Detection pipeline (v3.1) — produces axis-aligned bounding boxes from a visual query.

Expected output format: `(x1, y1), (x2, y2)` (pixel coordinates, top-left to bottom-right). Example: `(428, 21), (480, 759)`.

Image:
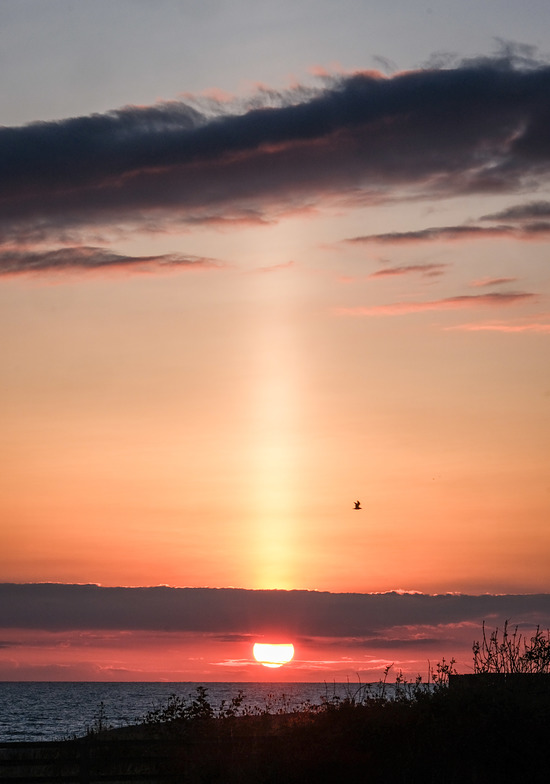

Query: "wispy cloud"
(347, 194), (550, 248)
(0, 246), (221, 276)
(369, 263), (448, 278)
(348, 225), (514, 244)
(337, 292), (534, 316)
(481, 200), (550, 221)
(251, 260), (295, 274)
(347, 222), (550, 244)
(469, 276), (519, 288)
(448, 319), (550, 333)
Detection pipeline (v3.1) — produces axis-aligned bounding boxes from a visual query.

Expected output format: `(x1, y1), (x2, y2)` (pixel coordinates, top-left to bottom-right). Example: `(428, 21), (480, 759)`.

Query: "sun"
(253, 642), (295, 668)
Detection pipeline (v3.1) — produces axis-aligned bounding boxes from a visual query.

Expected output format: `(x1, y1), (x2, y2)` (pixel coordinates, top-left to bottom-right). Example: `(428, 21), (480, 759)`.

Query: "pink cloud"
(192, 87), (236, 104)
(469, 276), (519, 288)
(337, 275), (356, 283)
(308, 64), (383, 79)
(336, 292), (534, 316)
(448, 319), (550, 333)
(369, 263), (448, 279)
(251, 260), (295, 274)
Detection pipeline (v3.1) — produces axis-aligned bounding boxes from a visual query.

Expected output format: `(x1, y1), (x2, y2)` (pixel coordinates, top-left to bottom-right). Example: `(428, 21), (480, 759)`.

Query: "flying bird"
(354, 500), (361, 510)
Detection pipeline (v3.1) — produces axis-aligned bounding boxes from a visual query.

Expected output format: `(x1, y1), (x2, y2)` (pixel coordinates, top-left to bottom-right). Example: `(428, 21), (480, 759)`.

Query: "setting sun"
(253, 643), (295, 668)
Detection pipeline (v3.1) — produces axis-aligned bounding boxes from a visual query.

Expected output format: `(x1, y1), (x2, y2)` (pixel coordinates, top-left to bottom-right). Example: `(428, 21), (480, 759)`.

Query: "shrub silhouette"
(473, 620), (550, 674)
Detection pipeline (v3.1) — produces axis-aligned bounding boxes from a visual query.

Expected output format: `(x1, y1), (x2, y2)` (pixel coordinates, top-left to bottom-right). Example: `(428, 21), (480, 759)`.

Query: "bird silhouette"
(354, 500), (361, 510)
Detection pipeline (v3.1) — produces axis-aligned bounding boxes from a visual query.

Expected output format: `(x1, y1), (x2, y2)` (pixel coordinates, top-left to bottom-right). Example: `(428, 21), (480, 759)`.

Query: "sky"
(1, 0), (550, 681)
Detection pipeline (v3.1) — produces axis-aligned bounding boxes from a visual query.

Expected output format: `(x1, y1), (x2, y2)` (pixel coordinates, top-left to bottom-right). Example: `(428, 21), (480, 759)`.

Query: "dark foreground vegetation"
(2, 623), (550, 783)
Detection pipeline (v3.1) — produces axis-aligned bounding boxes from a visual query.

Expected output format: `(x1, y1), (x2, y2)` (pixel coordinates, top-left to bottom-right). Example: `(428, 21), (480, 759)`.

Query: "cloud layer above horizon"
(2, 584), (549, 638)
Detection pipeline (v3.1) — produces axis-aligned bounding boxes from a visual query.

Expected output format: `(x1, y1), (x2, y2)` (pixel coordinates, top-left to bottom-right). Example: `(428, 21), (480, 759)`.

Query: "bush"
(473, 620), (550, 674)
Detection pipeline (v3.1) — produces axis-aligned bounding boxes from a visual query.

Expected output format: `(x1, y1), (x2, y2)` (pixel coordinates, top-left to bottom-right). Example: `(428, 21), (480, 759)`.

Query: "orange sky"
(2, 227), (549, 595)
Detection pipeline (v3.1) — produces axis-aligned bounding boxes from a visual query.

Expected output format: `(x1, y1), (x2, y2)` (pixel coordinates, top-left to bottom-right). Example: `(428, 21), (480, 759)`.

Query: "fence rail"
(0, 737), (207, 783)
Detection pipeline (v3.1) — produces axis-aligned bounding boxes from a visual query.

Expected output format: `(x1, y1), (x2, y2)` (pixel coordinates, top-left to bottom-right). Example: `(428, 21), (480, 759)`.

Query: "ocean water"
(0, 682), (356, 742)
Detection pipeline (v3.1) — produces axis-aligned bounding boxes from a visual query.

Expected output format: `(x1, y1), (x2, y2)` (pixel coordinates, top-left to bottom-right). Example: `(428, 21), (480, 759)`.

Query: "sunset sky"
(1, 0), (550, 682)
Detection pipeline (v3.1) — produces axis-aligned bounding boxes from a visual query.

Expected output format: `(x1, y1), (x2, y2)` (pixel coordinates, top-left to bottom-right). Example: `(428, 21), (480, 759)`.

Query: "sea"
(0, 682), (360, 743)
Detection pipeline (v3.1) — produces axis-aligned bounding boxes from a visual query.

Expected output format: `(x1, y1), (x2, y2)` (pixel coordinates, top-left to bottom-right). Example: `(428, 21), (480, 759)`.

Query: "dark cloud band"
(1, 584), (549, 637)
